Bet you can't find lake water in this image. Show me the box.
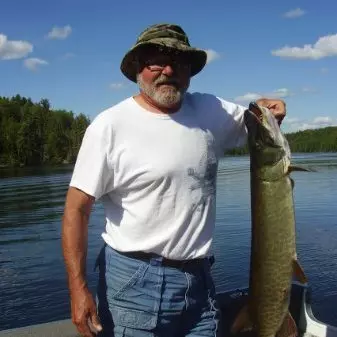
[1,153,337,330]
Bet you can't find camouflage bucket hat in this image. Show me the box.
[120,23,208,83]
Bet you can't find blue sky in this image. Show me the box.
[1,0,336,132]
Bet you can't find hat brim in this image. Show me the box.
[120,39,207,83]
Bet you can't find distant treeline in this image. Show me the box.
[1,95,336,167]
[0,95,90,167]
[226,126,337,155]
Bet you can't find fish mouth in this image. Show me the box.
[244,103,276,146]
[244,102,291,165]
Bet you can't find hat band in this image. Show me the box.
[138,30,190,45]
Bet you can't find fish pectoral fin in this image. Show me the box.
[230,304,253,334]
[293,259,308,284]
[288,165,315,173]
[276,311,298,337]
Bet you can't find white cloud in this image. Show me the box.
[234,92,262,103]
[270,88,292,98]
[234,88,292,103]
[62,52,75,59]
[24,57,48,71]
[47,25,72,40]
[313,117,332,124]
[205,49,221,64]
[0,34,33,60]
[109,83,126,90]
[301,87,318,93]
[284,116,337,132]
[283,8,305,19]
[271,34,337,60]
[285,117,300,124]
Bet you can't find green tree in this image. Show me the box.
[0,95,90,167]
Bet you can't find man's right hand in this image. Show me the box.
[70,286,102,337]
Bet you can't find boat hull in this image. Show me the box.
[0,282,336,337]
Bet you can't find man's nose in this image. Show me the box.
[161,64,175,76]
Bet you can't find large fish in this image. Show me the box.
[231,102,308,337]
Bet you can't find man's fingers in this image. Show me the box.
[255,98,287,126]
[268,103,286,125]
[89,312,103,333]
[70,288,101,337]
[268,103,285,113]
[75,322,94,337]
[73,315,94,337]
[273,110,286,125]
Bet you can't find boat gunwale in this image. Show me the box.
[0,282,336,337]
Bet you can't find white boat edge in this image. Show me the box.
[1,282,336,337]
[300,284,337,337]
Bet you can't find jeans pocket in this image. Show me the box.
[111,306,158,331]
[106,255,149,300]
[104,249,163,330]
[113,326,126,337]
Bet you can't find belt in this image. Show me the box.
[121,250,210,269]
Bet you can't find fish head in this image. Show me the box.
[244,102,291,174]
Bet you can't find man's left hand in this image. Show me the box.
[256,98,286,125]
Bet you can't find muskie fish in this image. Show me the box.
[231,102,308,337]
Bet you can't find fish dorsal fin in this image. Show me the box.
[276,311,298,337]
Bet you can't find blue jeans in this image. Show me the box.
[95,244,220,337]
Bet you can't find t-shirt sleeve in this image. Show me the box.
[216,97,248,150]
[69,122,114,200]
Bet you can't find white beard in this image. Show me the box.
[136,73,189,108]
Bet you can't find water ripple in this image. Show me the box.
[1,155,337,329]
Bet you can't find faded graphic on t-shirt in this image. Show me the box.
[187,161,217,197]
[187,133,217,210]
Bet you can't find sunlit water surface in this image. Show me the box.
[1,153,336,330]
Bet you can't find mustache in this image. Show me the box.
[154,76,180,87]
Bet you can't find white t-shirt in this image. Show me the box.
[69,92,247,260]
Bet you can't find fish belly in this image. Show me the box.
[249,175,296,337]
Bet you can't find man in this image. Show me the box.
[62,23,286,337]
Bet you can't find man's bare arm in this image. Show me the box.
[61,186,102,337]
[62,186,94,291]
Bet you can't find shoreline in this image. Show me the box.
[1,151,336,170]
